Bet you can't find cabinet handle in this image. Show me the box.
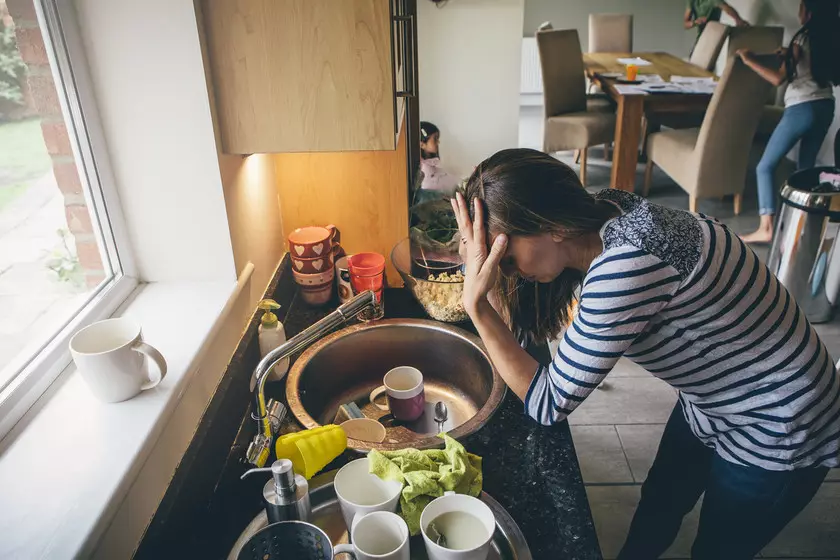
[394,14,416,98]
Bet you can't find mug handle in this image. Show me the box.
[326,224,340,245]
[369,386,390,411]
[333,544,356,558]
[132,341,168,390]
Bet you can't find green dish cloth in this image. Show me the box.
[368,434,482,536]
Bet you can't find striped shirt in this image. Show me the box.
[525,190,840,471]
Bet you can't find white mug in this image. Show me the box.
[70,318,167,403]
[334,511,410,560]
[334,458,403,530]
[420,492,496,560]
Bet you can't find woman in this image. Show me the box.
[738,0,839,243]
[453,149,839,559]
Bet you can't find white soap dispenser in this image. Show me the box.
[257,299,288,382]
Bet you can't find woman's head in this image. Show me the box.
[462,148,617,342]
[420,121,440,159]
[790,0,840,87]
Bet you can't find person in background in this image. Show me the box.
[739,0,839,243]
[684,0,749,36]
[418,121,458,198]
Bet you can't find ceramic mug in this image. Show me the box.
[288,224,339,259]
[335,255,354,304]
[300,279,334,307]
[370,366,425,422]
[70,318,167,403]
[334,511,410,560]
[293,268,335,286]
[334,458,403,531]
[420,492,496,560]
[291,250,337,274]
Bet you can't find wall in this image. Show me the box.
[417,0,524,179]
[523,0,695,57]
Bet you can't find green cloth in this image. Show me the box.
[368,434,482,535]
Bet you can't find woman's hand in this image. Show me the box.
[451,192,508,317]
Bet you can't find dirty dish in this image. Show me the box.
[334,458,402,530]
[276,425,347,479]
[370,366,426,422]
[340,418,387,443]
[421,492,496,560]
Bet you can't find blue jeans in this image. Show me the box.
[617,404,828,560]
[757,98,835,215]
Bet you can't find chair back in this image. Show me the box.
[588,14,633,53]
[727,26,784,56]
[728,26,785,104]
[536,29,586,117]
[694,56,774,196]
[690,21,729,70]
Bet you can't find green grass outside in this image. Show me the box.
[0,118,52,210]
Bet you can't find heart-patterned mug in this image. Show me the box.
[288,225,340,259]
[291,251,336,274]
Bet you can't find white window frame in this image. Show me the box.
[0,0,137,438]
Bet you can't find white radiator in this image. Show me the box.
[521,37,543,94]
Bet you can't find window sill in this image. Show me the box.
[0,275,247,559]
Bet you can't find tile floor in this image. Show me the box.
[520,106,840,558]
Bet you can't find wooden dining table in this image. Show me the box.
[584,52,717,192]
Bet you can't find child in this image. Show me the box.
[739,0,839,243]
[418,121,459,197]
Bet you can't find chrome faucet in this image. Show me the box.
[246,290,379,466]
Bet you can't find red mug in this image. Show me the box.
[288,225,339,259]
[291,251,336,274]
[370,366,425,422]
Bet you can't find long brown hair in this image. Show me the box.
[463,149,616,344]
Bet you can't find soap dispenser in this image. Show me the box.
[241,459,311,524]
[257,299,288,382]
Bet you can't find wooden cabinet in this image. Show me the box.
[201,0,415,154]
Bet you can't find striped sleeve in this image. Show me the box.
[525,248,682,426]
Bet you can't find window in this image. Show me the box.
[0,0,135,436]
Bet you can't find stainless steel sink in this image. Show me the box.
[286,319,506,451]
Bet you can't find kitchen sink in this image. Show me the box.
[286,319,506,451]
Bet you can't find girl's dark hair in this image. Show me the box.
[786,0,840,88]
[420,121,439,142]
[463,148,617,344]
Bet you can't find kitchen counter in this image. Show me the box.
[136,262,601,559]
[281,289,602,559]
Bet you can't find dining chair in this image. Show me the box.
[644,56,773,214]
[588,14,633,53]
[689,21,729,71]
[727,26,786,138]
[536,28,616,186]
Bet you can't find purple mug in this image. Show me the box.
[370,366,425,422]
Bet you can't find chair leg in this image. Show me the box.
[733,194,742,216]
[580,148,588,186]
[689,195,698,213]
[643,160,654,197]
[574,150,581,164]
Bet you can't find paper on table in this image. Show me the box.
[613,84,648,95]
[670,76,716,84]
[616,57,652,66]
[640,83,685,94]
[637,74,664,83]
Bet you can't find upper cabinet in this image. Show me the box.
[201,0,415,154]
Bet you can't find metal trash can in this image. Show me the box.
[768,166,840,323]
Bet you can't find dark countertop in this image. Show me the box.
[280,289,602,560]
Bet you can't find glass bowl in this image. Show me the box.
[391,237,468,323]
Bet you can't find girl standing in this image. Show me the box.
[739,0,840,243]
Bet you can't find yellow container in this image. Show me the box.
[276,425,348,479]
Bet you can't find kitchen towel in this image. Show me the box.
[368,434,482,535]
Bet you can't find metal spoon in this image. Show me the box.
[434,401,449,433]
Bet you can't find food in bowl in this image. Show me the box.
[409,270,468,323]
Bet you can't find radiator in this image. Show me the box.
[521,37,543,94]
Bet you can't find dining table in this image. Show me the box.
[584,52,717,192]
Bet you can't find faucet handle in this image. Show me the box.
[246,433,272,467]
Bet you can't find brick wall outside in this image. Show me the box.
[5,0,105,288]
